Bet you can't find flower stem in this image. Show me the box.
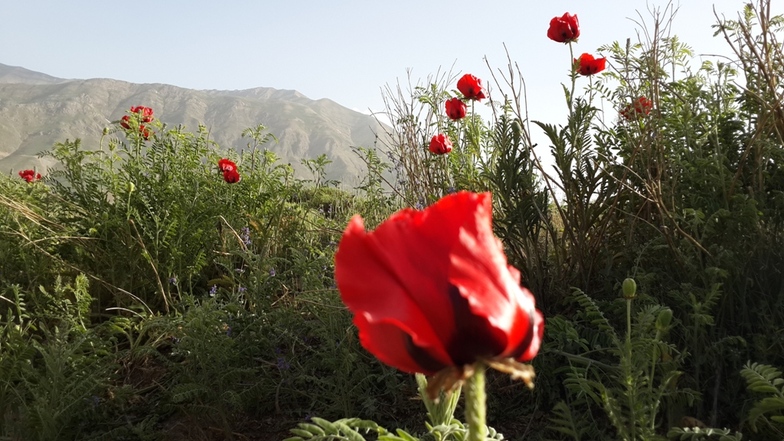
[465,363,487,441]
[568,42,576,113]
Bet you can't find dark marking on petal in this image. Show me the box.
[444,283,506,365]
[404,334,449,374]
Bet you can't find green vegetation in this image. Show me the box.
[2,2,784,440]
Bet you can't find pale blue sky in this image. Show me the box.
[2,1,777,125]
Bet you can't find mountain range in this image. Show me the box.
[0,63,389,185]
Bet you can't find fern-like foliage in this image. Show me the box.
[740,362,784,437]
[284,417,389,441]
[548,288,695,441]
[570,288,619,345]
[285,414,506,441]
[666,426,743,441]
[548,400,599,441]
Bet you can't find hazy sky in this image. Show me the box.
[2,1,777,126]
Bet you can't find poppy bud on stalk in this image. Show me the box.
[656,308,673,332]
[622,278,637,299]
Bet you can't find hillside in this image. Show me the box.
[0,63,388,185]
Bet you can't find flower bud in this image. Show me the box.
[127,181,136,193]
[622,278,637,299]
[656,308,673,332]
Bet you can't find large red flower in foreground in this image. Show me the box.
[547,13,580,43]
[574,53,607,76]
[456,74,486,101]
[335,191,544,375]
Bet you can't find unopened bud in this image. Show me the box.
[127,182,136,193]
[622,278,637,299]
[656,308,673,332]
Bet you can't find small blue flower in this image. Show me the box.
[209,285,218,297]
[276,357,291,370]
[269,268,276,277]
[240,227,251,246]
[238,286,247,293]
[168,277,177,285]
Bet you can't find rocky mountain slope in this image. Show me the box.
[0,63,387,185]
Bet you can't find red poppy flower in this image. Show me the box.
[18,169,42,183]
[547,13,580,43]
[139,124,152,140]
[429,134,452,155]
[445,97,467,120]
[456,74,486,101]
[334,191,544,375]
[620,96,653,120]
[130,106,154,123]
[223,169,241,183]
[574,53,607,76]
[218,158,237,173]
[120,106,154,138]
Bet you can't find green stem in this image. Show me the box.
[568,42,576,113]
[465,363,487,441]
[624,298,635,439]
[626,298,632,348]
[649,329,661,431]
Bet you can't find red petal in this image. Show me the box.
[514,308,544,362]
[445,195,542,358]
[335,215,456,366]
[336,191,544,368]
[353,313,449,375]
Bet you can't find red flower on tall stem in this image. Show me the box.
[429,134,452,155]
[547,13,580,43]
[18,169,42,183]
[218,158,237,173]
[334,191,544,376]
[222,169,241,183]
[120,106,155,139]
[120,115,132,129]
[456,74,486,101]
[139,125,151,140]
[574,53,606,76]
[620,96,653,120]
[130,106,154,123]
[445,97,467,120]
